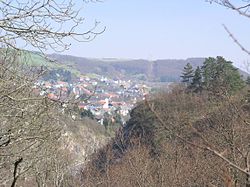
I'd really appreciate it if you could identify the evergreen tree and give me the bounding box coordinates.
[246,76,250,85]
[201,57,217,89]
[181,63,194,85]
[201,56,245,94]
[190,66,202,93]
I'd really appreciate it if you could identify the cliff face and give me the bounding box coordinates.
[14,117,109,187]
[61,117,109,171]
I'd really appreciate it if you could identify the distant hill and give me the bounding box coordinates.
[25,53,248,82]
[48,54,208,82]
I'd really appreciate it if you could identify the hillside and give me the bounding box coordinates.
[48,54,248,82]
[18,51,82,76]
[48,54,206,82]
[17,52,248,82]
[82,87,250,187]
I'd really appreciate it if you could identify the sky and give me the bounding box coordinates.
[62,0,250,69]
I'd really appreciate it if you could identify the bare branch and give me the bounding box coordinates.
[145,98,250,177]
[222,24,250,56]
[0,0,105,52]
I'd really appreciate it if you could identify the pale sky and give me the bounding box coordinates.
[62,1,250,69]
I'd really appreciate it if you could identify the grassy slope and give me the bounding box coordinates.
[19,51,82,76]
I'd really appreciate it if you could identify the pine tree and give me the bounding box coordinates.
[246,76,250,85]
[190,66,202,93]
[181,63,194,85]
[201,56,245,94]
[201,57,217,89]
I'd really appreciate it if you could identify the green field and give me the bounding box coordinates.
[19,51,82,76]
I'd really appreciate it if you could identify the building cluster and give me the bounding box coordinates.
[33,74,151,125]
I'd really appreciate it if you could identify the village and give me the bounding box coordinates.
[33,72,151,126]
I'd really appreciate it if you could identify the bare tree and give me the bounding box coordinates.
[0,0,105,52]
[0,1,105,186]
[207,0,250,18]
[207,0,250,56]
[145,88,250,187]
[84,88,249,187]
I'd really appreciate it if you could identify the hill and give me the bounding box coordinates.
[48,54,206,82]
[16,51,248,82]
[48,54,249,82]
[82,87,250,187]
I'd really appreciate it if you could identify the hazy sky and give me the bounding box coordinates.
[63,0,250,69]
